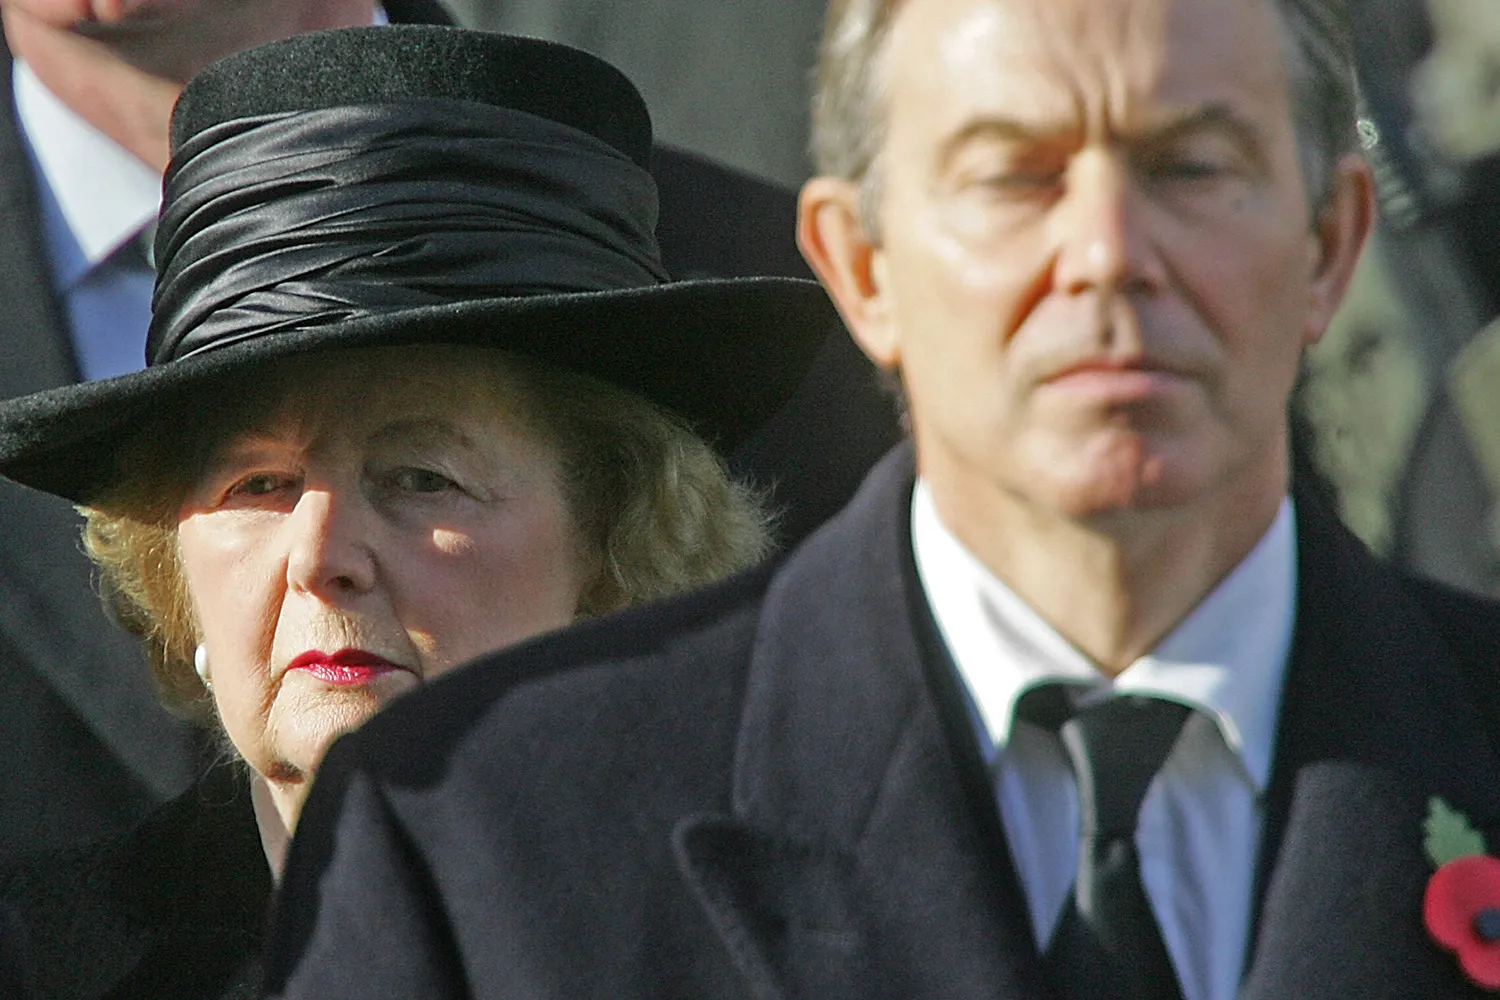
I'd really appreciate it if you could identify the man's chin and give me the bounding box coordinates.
[1019,436,1207,520]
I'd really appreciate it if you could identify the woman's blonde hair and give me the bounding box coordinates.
[81,347,773,724]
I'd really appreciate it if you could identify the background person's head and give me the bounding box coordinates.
[0,26,835,841]
[1,0,381,169]
[798,0,1373,542]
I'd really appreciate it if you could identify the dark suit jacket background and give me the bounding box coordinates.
[266,443,1500,998]
[0,38,200,862]
[649,145,901,548]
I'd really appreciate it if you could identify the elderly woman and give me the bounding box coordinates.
[0,25,833,1000]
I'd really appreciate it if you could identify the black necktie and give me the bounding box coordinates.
[1018,689,1190,1000]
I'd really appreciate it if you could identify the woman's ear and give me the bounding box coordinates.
[797,176,902,370]
[1303,154,1377,349]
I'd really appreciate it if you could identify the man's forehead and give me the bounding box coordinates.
[882,0,1291,121]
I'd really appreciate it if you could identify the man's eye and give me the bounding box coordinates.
[390,468,456,494]
[1136,147,1233,183]
[977,168,1063,191]
[1155,159,1223,179]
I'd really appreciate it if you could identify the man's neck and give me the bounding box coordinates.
[3,0,377,171]
[923,450,1289,678]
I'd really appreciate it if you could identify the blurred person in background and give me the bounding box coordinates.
[0,25,833,997]
[0,0,445,863]
[1297,0,1500,598]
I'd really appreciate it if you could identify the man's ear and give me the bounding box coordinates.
[797,176,901,369]
[1304,154,1377,348]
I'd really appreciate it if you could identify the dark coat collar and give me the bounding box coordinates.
[678,443,1500,999]
[1241,482,1500,997]
[677,444,1046,999]
[1,763,271,999]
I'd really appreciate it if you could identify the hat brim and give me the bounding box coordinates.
[0,275,837,504]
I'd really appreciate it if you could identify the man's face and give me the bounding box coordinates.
[815,0,1368,528]
[2,0,199,32]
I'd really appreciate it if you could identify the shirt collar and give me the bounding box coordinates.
[911,481,1295,792]
[13,59,160,279]
[13,6,392,287]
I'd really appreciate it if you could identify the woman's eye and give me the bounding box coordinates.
[229,473,293,498]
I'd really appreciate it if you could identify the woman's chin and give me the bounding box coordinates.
[258,676,421,782]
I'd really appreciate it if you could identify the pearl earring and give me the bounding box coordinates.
[194,644,213,692]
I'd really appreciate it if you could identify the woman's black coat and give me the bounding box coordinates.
[1,763,272,1000]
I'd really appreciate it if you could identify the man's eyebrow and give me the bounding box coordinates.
[938,117,1074,158]
[935,103,1268,164]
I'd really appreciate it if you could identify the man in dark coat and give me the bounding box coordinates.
[265,0,1500,996]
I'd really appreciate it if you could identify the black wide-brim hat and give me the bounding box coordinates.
[0,25,835,504]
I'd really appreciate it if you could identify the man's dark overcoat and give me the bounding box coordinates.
[265,443,1500,999]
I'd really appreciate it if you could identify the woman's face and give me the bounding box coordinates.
[176,347,586,821]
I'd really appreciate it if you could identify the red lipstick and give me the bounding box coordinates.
[286,648,404,686]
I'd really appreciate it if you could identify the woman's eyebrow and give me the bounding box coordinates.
[368,419,479,451]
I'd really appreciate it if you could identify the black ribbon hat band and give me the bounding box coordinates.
[150,100,671,366]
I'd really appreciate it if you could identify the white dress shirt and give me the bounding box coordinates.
[911,482,1295,1000]
[14,59,160,381]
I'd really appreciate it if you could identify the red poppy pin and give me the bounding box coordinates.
[1424,797,1500,991]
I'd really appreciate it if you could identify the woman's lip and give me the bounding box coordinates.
[286,648,408,685]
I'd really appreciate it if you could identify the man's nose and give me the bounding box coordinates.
[1050,151,1164,297]
[283,486,378,600]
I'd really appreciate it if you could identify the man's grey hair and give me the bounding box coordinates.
[810,0,1360,233]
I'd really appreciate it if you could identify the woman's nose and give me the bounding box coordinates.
[283,487,378,599]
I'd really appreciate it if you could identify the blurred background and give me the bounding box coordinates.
[450,0,825,189]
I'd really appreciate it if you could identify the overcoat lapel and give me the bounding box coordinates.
[675,445,1052,1000]
[1241,497,1500,998]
